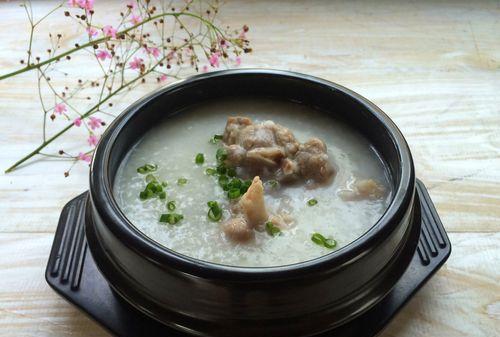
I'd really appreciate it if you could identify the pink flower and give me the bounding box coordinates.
[78,152,92,163]
[202,65,209,73]
[74,117,82,127]
[159,74,167,82]
[130,14,141,25]
[77,0,94,11]
[87,134,99,147]
[235,56,242,66]
[129,57,144,70]
[96,49,111,61]
[126,1,137,10]
[54,103,67,115]
[67,0,78,6]
[88,116,103,130]
[209,52,220,68]
[144,46,160,58]
[86,26,98,37]
[103,25,117,39]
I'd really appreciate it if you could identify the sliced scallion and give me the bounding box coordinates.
[307,198,318,206]
[137,163,158,174]
[159,213,184,225]
[167,201,176,211]
[265,222,281,237]
[195,153,205,165]
[177,178,188,186]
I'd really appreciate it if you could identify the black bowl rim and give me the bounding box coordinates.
[89,68,415,279]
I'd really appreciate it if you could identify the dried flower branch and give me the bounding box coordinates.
[3,0,251,175]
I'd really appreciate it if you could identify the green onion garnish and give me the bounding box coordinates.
[145,174,157,183]
[195,153,205,165]
[311,232,336,249]
[209,134,224,144]
[227,178,242,190]
[167,201,176,211]
[207,201,223,221]
[265,222,281,237]
[177,178,188,186]
[137,163,158,174]
[205,168,217,175]
[307,199,318,206]
[216,164,227,175]
[227,188,241,200]
[218,175,229,190]
[216,148,227,162]
[158,191,167,199]
[227,167,237,177]
[267,180,279,188]
[159,213,184,225]
[240,179,252,194]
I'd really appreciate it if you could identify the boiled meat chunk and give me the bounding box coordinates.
[222,117,335,184]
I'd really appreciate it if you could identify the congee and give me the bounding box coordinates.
[114,98,392,267]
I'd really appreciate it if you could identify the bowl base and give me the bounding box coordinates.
[45,179,450,337]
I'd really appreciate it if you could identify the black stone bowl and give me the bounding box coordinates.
[85,69,420,337]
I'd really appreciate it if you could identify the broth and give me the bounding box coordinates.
[114,97,392,267]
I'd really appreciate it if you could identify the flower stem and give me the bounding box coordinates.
[4,53,166,173]
[0,12,222,81]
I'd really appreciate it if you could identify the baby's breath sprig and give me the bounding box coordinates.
[3,0,252,175]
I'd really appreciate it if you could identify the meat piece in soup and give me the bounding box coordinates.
[222,117,335,184]
[339,179,386,201]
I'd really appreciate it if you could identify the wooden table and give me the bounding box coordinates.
[0,1,499,336]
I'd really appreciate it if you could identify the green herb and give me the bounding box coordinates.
[226,167,237,177]
[209,134,224,144]
[227,188,241,200]
[139,179,165,200]
[227,178,242,190]
[167,201,176,211]
[216,148,227,162]
[137,163,158,174]
[307,198,318,206]
[265,222,281,237]
[161,181,168,187]
[240,179,252,194]
[216,163,227,175]
[205,168,217,175]
[218,175,229,190]
[159,213,184,225]
[267,180,279,188]
[177,178,188,186]
[195,153,205,165]
[145,174,157,183]
[311,232,336,249]
[207,201,223,222]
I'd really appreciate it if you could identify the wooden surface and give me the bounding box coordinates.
[1,0,499,336]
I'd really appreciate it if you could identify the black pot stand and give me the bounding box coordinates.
[46,180,451,337]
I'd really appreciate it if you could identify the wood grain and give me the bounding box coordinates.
[0,0,499,336]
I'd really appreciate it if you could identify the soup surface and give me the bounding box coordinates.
[114,97,392,267]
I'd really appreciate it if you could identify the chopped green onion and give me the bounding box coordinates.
[311,232,336,249]
[145,174,157,183]
[240,179,252,194]
[267,180,279,188]
[161,181,168,187]
[227,178,242,190]
[137,163,158,174]
[216,148,227,162]
[207,201,222,222]
[159,213,184,225]
[216,164,227,175]
[218,175,229,190]
[265,222,281,237]
[307,199,318,206]
[209,134,224,144]
[226,167,237,177]
[195,153,205,165]
[158,191,167,200]
[177,178,188,186]
[227,188,241,200]
[324,238,337,249]
[167,201,176,211]
[205,168,217,175]
[139,189,154,200]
